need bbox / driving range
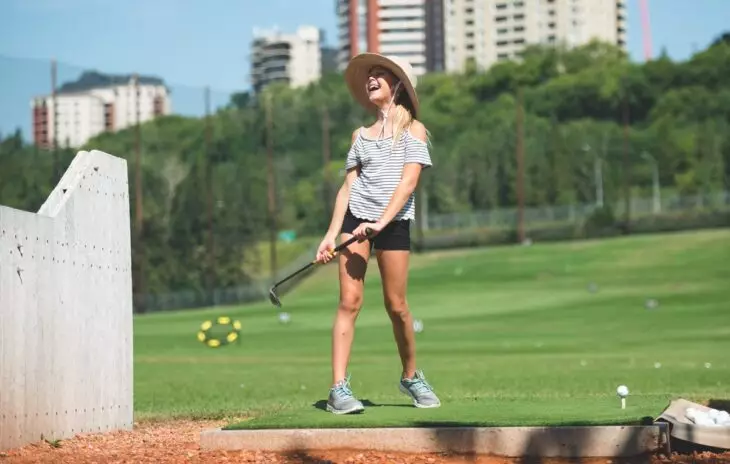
[133,228,729,445]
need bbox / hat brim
[344,53,420,119]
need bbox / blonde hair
[380,81,418,146]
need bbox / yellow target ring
[197,316,242,348]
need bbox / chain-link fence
[2,41,730,313]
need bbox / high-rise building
[444,0,628,73]
[31,71,170,149]
[336,0,443,76]
[425,0,447,73]
[336,0,628,76]
[250,25,322,93]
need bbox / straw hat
[344,53,420,119]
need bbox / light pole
[641,151,660,214]
[584,143,603,208]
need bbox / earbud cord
[376,81,402,147]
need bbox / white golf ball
[616,385,629,397]
[413,319,423,333]
[278,312,291,324]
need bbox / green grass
[133,229,730,429]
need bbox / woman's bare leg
[331,234,371,385]
[375,249,416,379]
[376,247,441,408]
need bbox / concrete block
[200,425,664,458]
[0,150,133,451]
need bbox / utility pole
[204,86,215,302]
[51,59,59,182]
[415,184,426,252]
[265,91,278,284]
[621,79,631,233]
[321,105,332,214]
[515,87,526,244]
[133,73,146,312]
[641,151,661,214]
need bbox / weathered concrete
[200,425,665,457]
[0,150,133,451]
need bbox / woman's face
[366,66,398,103]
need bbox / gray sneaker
[326,375,365,415]
[399,369,441,408]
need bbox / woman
[315,53,440,414]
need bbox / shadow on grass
[311,399,412,411]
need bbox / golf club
[268,228,372,307]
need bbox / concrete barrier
[200,425,667,458]
[0,150,133,451]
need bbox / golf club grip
[336,227,373,252]
[275,228,375,289]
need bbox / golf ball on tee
[617,385,629,397]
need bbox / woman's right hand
[315,234,338,264]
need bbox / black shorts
[341,208,411,251]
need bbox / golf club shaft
[272,228,372,289]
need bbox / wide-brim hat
[344,53,420,119]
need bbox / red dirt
[1,420,729,464]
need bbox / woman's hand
[353,222,384,241]
[315,233,338,264]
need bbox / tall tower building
[336,0,442,76]
[336,0,627,76]
[444,0,628,73]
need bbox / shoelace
[332,376,354,399]
[406,370,435,395]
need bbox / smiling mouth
[367,81,380,93]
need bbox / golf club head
[268,287,282,307]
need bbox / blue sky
[1,0,728,140]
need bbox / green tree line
[1,38,729,305]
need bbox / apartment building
[336,0,444,76]
[250,25,322,93]
[31,71,170,149]
[444,0,628,72]
[336,0,627,75]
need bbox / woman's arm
[324,129,361,239]
[376,120,430,227]
[325,168,359,239]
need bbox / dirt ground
[1,420,729,464]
